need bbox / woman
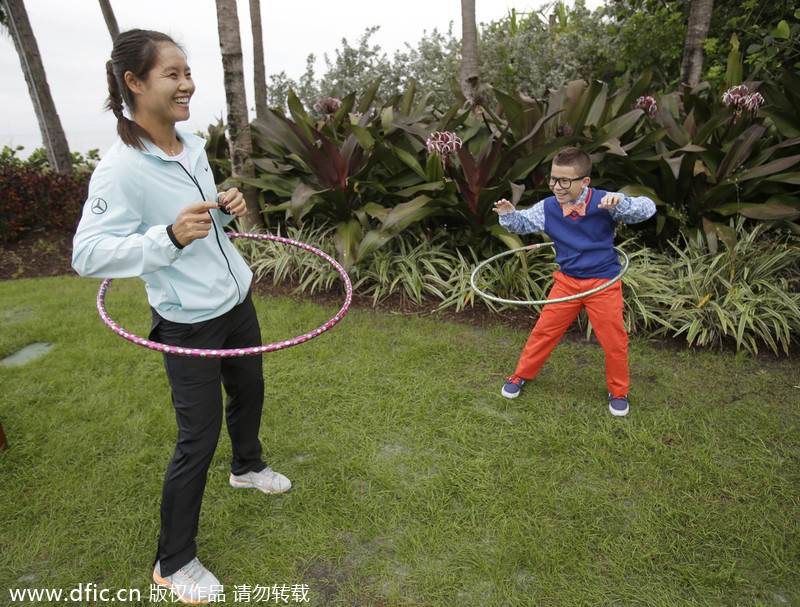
[72,29,290,604]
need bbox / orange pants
[515,271,629,398]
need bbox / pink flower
[634,95,658,118]
[425,131,462,156]
[313,97,342,115]
[722,85,765,119]
[722,84,749,106]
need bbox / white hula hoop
[470,242,629,306]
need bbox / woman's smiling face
[131,42,195,126]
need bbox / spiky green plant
[236,225,341,296]
[655,222,800,354]
[618,245,680,336]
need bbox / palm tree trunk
[249,0,267,121]
[460,0,480,103]
[214,0,264,231]
[98,0,119,42]
[2,0,72,173]
[680,0,714,87]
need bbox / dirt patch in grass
[0,229,76,280]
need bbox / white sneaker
[153,558,222,604]
[229,467,291,494]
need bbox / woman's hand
[218,188,247,217]
[171,201,218,246]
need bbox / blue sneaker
[609,394,629,416]
[501,374,527,399]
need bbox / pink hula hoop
[96,233,353,357]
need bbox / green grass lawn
[1,276,799,606]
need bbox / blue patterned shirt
[499,187,656,235]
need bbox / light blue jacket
[72,130,253,323]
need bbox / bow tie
[561,200,587,217]
[560,189,590,217]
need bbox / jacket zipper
[173,161,244,302]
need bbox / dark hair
[552,146,592,176]
[105,29,182,149]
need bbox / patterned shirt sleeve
[607,192,656,224]
[497,201,546,235]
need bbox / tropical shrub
[235,224,342,295]
[585,224,800,356]
[215,26,800,300]
[0,145,99,172]
[571,224,800,356]
[235,62,800,270]
[0,167,89,242]
[568,70,800,245]
[247,83,446,271]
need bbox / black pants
[150,292,267,577]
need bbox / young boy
[493,147,655,416]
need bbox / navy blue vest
[543,188,620,279]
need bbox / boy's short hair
[553,147,592,176]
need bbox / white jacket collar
[140,129,206,167]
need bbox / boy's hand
[598,194,623,210]
[493,199,515,215]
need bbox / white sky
[1,0,601,158]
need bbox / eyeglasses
[547,174,588,188]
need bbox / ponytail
[104,59,144,149]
